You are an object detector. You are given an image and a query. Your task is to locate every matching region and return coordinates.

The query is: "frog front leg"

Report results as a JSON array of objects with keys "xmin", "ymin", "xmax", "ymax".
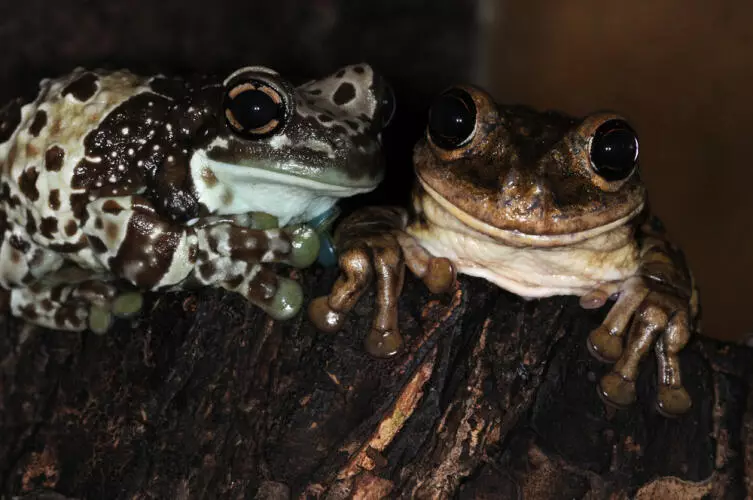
[
  {"xmin": 308, "ymin": 207, "xmax": 455, "ymax": 357},
  {"xmin": 582, "ymin": 214, "xmax": 698, "ymax": 416},
  {"xmin": 83, "ymin": 195, "xmax": 320, "ymax": 324}
]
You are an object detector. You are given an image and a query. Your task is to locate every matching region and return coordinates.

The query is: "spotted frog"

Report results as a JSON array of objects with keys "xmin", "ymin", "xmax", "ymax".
[
  {"xmin": 0, "ymin": 63, "xmax": 393, "ymax": 332},
  {"xmin": 309, "ymin": 85, "xmax": 698, "ymax": 417}
]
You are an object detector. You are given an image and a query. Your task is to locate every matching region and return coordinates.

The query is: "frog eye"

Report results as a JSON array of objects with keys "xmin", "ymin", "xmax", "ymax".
[
  {"xmin": 427, "ymin": 88, "xmax": 477, "ymax": 150},
  {"xmin": 589, "ymin": 119, "xmax": 639, "ymax": 181},
  {"xmin": 224, "ymin": 79, "xmax": 287, "ymax": 138}
]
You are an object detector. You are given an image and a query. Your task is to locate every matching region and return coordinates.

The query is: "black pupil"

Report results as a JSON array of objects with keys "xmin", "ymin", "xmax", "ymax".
[
  {"xmin": 428, "ymin": 89, "xmax": 476, "ymax": 149},
  {"xmin": 229, "ymin": 87, "xmax": 282, "ymax": 133},
  {"xmin": 590, "ymin": 119, "xmax": 639, "ymax": 181}
]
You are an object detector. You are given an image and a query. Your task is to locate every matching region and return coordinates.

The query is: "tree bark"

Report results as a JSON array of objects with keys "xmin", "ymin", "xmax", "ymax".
[{"xmin": 1, "ymin": 267, "xmax": 751, "ymax": 499}]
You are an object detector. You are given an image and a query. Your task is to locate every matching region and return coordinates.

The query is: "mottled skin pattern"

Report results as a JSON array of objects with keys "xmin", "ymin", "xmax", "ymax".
[
  {"xmin": 309, "ymin": 85, "xmax": 699, "ymax": 417},
  {"xmin": 0, "ymin": 63, "xmax": 391, "ymax": 332}
]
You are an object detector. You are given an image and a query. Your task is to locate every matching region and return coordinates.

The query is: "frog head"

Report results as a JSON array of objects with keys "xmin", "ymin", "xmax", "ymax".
[{"xmin": 191, "ymin": 64, "xmax": 394, "ymax": 225}]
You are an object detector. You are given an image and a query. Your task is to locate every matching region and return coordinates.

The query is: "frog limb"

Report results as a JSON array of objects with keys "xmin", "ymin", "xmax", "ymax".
[
  {"xmin": 308, "ymin": 207, "xmax": 455, "ymax": 357},
  {"xmin": 83, "ymin": 195, "xmax": 317, "ymax": 322},
  {"xmin": 585, "ymin": 214, "xmax": 696, "ymax": 416}
]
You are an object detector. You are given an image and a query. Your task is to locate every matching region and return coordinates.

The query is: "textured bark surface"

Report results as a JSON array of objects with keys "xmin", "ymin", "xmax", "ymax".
[{"xmin": 1, "ymin": 267, "xmax": 752, "ymax": 499}]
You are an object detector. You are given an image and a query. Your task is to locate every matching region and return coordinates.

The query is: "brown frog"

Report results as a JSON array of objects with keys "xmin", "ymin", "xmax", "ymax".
[{"xmin": 308, "ymin": 84, "xmax": 699, "ymax": 417}]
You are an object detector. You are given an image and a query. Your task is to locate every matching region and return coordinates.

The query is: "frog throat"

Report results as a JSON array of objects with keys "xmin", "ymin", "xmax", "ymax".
[
  {"xmin": 190, "ymin": 152, "xmax": 376, "ymax": 226},
  {"xmin": 415, "ymin": 177, "xmax": 645, "ymax": 248}
]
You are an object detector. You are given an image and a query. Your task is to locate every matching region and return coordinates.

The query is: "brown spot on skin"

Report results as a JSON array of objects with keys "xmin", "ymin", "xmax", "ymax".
[
  {"xmin": 201, "ymin": 167, "xmax": 218, "ymax": 187},
  {"xmin": 102, "ymin": 200, "xmax": 124, "ymax": 215},
  {"xmin": 220, "ymin": 189, "xmax": 234, "ymax": 206},
  {"xmin": 332, "ymin": 82, "xmax": 356, "ymax": 105},
  {"xmin": 18, "ymin": 167, "xmax": 40, "ymax": 201},
  {"xmin": 45, "ymin": 146, "xmax": 65, "ymax": 171},
  {"xmin": 353, "ymin": 66, "xmax": 366, "ymax": 74},
  {"xmin": 106, "ymin": 222, "xmax": 120, "ymax": 243},
  {"xmin": 64, "ymin": 220, "xmax": 78, "ymax": 236},
  {"xmin": 69, "ymin": 193, "xmax": 90, "ymax": 222},
  {"xmin": 48, "ymin": 190, "xmax": 61, "ymax": 210},
  {"xmin": 25, "ymin": 209, "xmax": 37, "ymax": 235},
  {"xmin": 29, "ymin": 110, "xmax": 48, "ymax": 137},
  {"xmin": 40, "ymin": 299, "xmax": 53, "ymax": 312},
  {"xmin": 188, "ymin": 245, "xmax": 198, "ymax": 263},
  {"xmin": 0, "ymin": 98, "xmax": 23, "ymax": 144},
  {"xmin": 25, "ymin": 142, "xmax": 39, "ymax": 158},
  {"xmin": 198, "ymin": 261, "xmax": 217, "ymax": 281},
  {"xmin": 308, "ymin": 89, "xmax": 323, "ymax": 95},
  {"xmin": 39, "ymin": 217, "xmax": 58, "ymax": 238},
  {"xmin": 10, "ymin": 250, "xmax": 21, "ymax": 264},
  {"xmin": 318, "ymin": 114, "xmax": 333, "ymax": 123},
  {"xmin": 62, "ymin": 73, "xmax": 99, "ymax": 101},
  {"xmin": 108, "ymin": 196, "xmax": 181, "ymax": 288},
  {"xmin": 94, "ymin": 217, "xmax": 103, "ymax": 229},
  {"xmin": 335, "ymin": 69, "xmax": 346, "ymax": 78}
]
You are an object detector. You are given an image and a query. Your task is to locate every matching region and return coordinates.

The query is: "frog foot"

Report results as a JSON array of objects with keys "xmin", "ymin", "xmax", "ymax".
[
  {"xmin": 11, "ymin": 280, "xmax": 122, "ymax": 333},
  {"xmin": 308, "ymin": 207, "xmax": 455, "ymax": 358},
  {"xmin": 581, "ymin": 277, "xmax": 692, "ymax": 416}
]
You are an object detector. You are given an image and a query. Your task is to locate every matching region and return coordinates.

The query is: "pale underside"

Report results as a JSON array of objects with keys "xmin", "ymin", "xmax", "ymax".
[
  {"xmin": 407, "ymin": 179, "xmax": 641, "ymax": 298},
  {"xmin": 191, "ymin": 151, "xmax": 379, "ymax": 226}
]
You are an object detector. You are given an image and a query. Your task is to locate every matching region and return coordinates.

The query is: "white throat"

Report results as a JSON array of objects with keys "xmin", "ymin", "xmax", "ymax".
[{"xmin": 190, "ymin": 152, "xmax": 373, "ymax": 226}]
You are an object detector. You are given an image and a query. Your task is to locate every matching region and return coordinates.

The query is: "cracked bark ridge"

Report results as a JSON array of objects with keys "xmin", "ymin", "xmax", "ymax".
[{"xmin": 1, "ymin": 267, "xmax": 752, "ymax": 499}]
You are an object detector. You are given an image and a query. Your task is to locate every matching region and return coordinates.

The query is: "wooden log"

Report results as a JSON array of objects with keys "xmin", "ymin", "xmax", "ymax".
[{"xmin": 1, "ymin": 267, "xmax": 751, "ymax": 499}]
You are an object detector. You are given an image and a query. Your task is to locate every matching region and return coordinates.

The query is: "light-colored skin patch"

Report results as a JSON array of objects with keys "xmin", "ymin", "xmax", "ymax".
[
  {"xmin": 0, "ymin": 63, "xmax": 392, "ymax": 333},
  {"xmin": 310, "ymin": 84, "xmax": 698, "ymax": 418}
]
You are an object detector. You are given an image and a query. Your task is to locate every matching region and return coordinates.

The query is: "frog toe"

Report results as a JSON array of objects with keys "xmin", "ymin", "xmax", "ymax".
[
  {"xmin": 307, "ymin": 296, "xmax": 347, "ymax": 333},
  {"xmin": 364, "ymin": 328, "xmax": 404, "ymax": 358},
  {"xmin": 597, "ymin": 371, "xmax": 637, "ymax": 408},
  {"xmin": 111, "ymin": 291, "xmax": 144, "ymax": 318},
  {"xmin": 285, "ymin": 225, "xmax": 321, "ymax": 269},
  {"xmin": 88, "ymin": 305, "xmax": 114, "ymax": 334},
  {"xmin": 587, "ymin": 325, "xmax": 624, "ymax": 362},
  {"xmin": 261, "ymin": 276, "xmax": 304, "ymax": 321},
  {"xmin": 656, "ymin": 385, "xmax": 691, "ymax": 417}
]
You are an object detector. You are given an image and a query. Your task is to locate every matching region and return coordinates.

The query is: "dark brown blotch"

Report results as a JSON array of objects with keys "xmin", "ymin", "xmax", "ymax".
[
  {"xmin": 62, "ymin": 73, "xmax": 99, "ymax": 102},
  {"xmin": 39, "ymin": 217, "xmax": 58, "ymax": 239},
  {"xmin": 29, "ymin": 110, "xmax": 48, "ymax": 137},
  {"xmin": 45, "ymin": 146, "xmax": 65, "ymax": 171},
  {"xmin": 102, "ymin": 199, "xmax": 125, "ymax": 215},
  {"xmin": 332, "ymin": 82, "xmax": 356, "ymax": 105},
  {"xmin": 48, "ymin": 189, "xmax": 61, "ymax": 210},
  {"xmin": 25, "ymin": 209, "xmax": 37, "ymax": 235},
  {"xmin": 18, "ymin": 167, "xmax": 40, "ymax": 201},
  {"xmin": 64, "ymin": 219, "xmax": 78, "ymax": 236}
]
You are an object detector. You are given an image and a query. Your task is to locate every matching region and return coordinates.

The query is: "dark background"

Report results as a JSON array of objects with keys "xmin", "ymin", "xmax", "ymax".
[{"xmin": 0, "ymin": 0, "xmax": 748, "ymax": 341}]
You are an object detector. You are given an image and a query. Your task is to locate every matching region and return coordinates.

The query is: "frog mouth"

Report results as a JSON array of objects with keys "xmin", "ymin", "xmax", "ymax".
[{"xmin": 417, "ymin": 177, "xmax": 645, "ymax": 248}]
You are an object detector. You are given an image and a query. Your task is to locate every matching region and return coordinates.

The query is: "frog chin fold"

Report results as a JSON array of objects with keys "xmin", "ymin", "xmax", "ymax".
[{"xmin": 191, "ymin": 153, "xmax": 378, "ymax": 227}]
